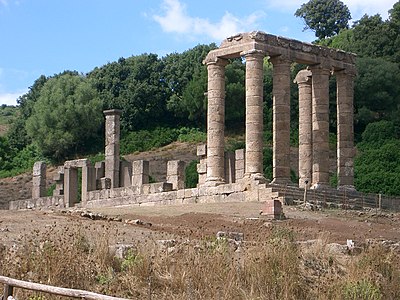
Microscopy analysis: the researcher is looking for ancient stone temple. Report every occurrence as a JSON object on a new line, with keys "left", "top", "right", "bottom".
{"left": 15, "top": 31, "right": 393, "bottom": 215}
{"left": 203, "top": 31, "right": 357, "bottom": 190}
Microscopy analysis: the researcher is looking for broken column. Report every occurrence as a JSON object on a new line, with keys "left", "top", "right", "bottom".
{"left": 32, "top": 161, "right": 46, "bottom": 199}
{"left": 197, "top": 144, "right": 207, "bottom": 186}
{"left": 336, "top": 69, "right": 356, "bottom": 190}
{"left": 295, "top": 69, "right": 313, "bottom": 189}
{"left": 64, "top": 167, "right": 78, "bottom": 208}
{"left": 53, "top": 166, "right": 64, "bottom": 196}
{"left": 235, "top": 149, "right": 245, "bottom": 181}
{"left": 224, "top": 151, "right": 235, "bottom": 184}
{"left": 310, "top": 65, "right": 330, "bottom": 189}
{"left": 244, "top": 50, "right": 265, "bottom": 181}
{"left": 132, "top": 160, "right": 149, "bottom": 187}
{"left": 167, "top": 160, "right": 185, "bottom": 190}
{"left": 120, "top": 160, "right": 132, "bottom": 188}
{"left": 104, "top": 109, "right": 122, "bottom": 188}
{"left": 205, "top": 58, "right": 228, "bottom": 186}
{"left": 81, "top": 164, "right": 96, "bottom": 205}
{"left": 270, "top": 56, "right": 291, "bottom": 184}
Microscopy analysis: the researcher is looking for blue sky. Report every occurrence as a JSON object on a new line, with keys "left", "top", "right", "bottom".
{"left": 0, "top": 0, "right": 397, "bottom": 106}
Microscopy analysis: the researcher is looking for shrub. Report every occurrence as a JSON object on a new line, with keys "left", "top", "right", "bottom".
{"left": 185, "top": 160, "right": 199, "bottom": 188}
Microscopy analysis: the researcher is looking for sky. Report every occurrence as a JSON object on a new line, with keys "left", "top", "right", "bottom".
{"left": 0, "top": 0, "right": 398, "bottom": 106}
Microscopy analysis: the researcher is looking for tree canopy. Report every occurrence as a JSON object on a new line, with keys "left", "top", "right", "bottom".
{"left": 295, "top": 0, "right": 351, "bottom": 39}
{"left": 26, "top": 73, "right": 103, "bottom": 161}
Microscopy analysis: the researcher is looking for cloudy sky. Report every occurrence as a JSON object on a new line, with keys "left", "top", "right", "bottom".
{"left": 0, "top": 0, "right": 397, "bottom": 105}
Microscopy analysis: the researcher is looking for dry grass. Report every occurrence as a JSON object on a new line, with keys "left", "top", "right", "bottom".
{"left": 0, "top": 223, "right": 399, "bottom": 300}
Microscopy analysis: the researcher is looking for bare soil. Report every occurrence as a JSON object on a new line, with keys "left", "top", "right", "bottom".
{"left": 1, "top": 203, "right": 399, "bottom": 250}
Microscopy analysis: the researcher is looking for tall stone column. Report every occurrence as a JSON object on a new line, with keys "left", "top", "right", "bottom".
{"left": 270, "top": 56, "right": 291, "bottom": 184}
{"left": 310, "top": 65, "right": 330, "bottom": 188}
{"left": 294, "top": 69, "right": 313, "bottom": 188}
{"left": 205, "top": 58, "right": 228, "bottom": 186}
{"left": 243, "top": 50, "right": 265, "bottom": 180}
{"left": 336, "top": 69, "right": 356, "bottom": 190}
{"left": 104, "top": 109, "right": 122, "bottom": 188}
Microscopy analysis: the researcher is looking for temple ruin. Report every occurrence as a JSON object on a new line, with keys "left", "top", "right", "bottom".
{"left": 11, "top": 31, "right": 398, "bottom": 213}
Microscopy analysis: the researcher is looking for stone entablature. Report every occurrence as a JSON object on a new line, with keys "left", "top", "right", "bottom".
{"left": 205, "top": 31, "right": 356, "bottom": 72}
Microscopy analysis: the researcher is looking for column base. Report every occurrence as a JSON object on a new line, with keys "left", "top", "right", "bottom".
{"left": 310, "top": 182, "right": 331, "bottom": 190}
{"left": 204, "top": 177, "right": 225, "bottom": 187}
{"left": 271, "top": 178, "right": 291, "bottom": 186}
{"left": 337, "top": 185, "right": 356, "bottom": 192}
{"left": 243, "top": 173, "right": 268, "bottom": 184}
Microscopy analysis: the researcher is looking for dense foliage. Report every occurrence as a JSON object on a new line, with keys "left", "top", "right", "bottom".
{"left": 1, "top": 1, "right": 400, "bottom": 195}
{"left": 295, "top": 0, "right": 351, "bottom": 39}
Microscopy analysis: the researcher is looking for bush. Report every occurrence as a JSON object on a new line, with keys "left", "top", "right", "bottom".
{"left": 185, "top": 160, "right": 199, "bottom": 188}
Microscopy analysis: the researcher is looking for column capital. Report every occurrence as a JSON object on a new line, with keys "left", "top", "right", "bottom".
{"left": 104, "top": 109, "right": 122, "bottom": 116}
{"left": 294, "top": 69, "right": 312, "bottom": 85}
{"left": 241, "top": 49, "right": 265, "bottom": 59}
{"left": 203, "top": 57, "right": 229, "bottom": 67}
{"left": 334, "top": 67, "right": 357, "bottom": 78}
{"left": 268, "top": 55, "right": 291, "bottom": 66}
{"left": 309, "top": 63, "right": 331, "bottom": 75}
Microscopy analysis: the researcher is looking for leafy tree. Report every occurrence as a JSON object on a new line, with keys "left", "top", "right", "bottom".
{"left": 295, "top": 0, "right": 351, "bottom": 39}
{"left": 26, "top": 74, "right": 103, "bottom": 161}
{"left": 354, "top": 57, "right": 400, "bottom": 135}
{"left": 89, "top": 54, "right": 169, "bottom": 131}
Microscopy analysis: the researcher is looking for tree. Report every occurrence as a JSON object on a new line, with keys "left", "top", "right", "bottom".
{"left": 295, "top": 0, "right": 351, "bottom": 39}
{"left": 26, "top": 74, "right": 103, "bottom": 161}
{"left": 89, "top": 54, "right": 169, "bottom": 131}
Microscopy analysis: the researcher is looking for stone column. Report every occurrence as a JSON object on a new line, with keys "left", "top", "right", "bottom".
{"left": 32, "top": 161, "right": 46, "bottom": 199}
{"left": 104, "top": 109, "right": 122, "bottom": 188}
{"left": 167, "top": 160, "right": 185, "bottom": 190}
{"left": 235, "top": 149, "right": 245, "bottom": 181}
{"left": 243, "top": 50, "right": 265, "bottom": 180}
{"left": 205, "top": 58, "right": 228, "bottom": 186}
{"left": 196, "top": 144, "right": 207, "bottom": 186}
{"left": 294, "top": 69, "right": 313, "bottom": 188}
{"left": 132, "top": 160, "right": 149, "bottom": 187}
{"left": 310, "top": 65, "right": 330, "bottom": 188}
{"left": 336, "top": 69, "right": 356, "bottom": 190}
{"left": 64, "top": 167, "right": 78, "bottom": 208}
{"left": 81, "top": 165, "right": 96, "bottom": 206}
{"left": 270, "top": 56, "right": 291, "bottom": 184}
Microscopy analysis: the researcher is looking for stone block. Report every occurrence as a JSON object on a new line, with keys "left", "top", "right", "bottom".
{"left": 261, "top": 200, "right": 283, "bottom": 219}
{"left": 33, "top": 161, "right": 46, "bottom": 177}
{"left": 149, "top": 182, "right": 173, "bottom": 193}
{"left": 99, "top": 177, "right": 111, "bottom": 190}
{"left": 197, "top": 144, "right": 207, "bottom": 156}
{"left": 64, "top": 159, "right": 90, "bottom": 169}
{"left": 197, "top": 162, "right": 207, "bottom": 174}
{"left": 132, "top": 160, "right": 149, "bottom": 175}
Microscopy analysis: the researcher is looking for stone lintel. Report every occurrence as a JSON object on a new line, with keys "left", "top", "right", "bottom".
{"left": 103, "top": 109, "right": 122, "bottom": 116}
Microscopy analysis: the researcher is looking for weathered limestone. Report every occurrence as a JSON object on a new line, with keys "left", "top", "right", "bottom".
{"left": 82, "top": 165, "right": 96, "bottom": 206}
{"left": 310, "top": 65, "right": 331, "bottom": 189}
{"left": 132, "top": 160, "right": 149, "bottom": 187}
{"left": 235, "top": 149, "right": 245, "bottom": 181}
{"left": 32, "top": 161, "right": 46, "bottom": 199}
{"left": 104, "top": 109, "right": 122, "bottom": 188}
{"left": 64, "top": 167, "right": 78, "bottom": 208}
{"left": 120, "top": 160, "right": 132, "bottom": 188}
{"left": 270, "top": 56, "right": 291, "bottom": 184}
{"left": 52, "top": 166, "right": 64, "bottom": 196}
{"left": 167, "top": 160, "right": 185, "bottom": 190}
{"left": 336, "top": 70, "right": 356, "bottom": 190}
{"left": 224, "top": 152, "right": 235, "bottom": 184}
{"left": 295, "top": 69, "right": 313, "bottom": 188}
{"left": 205, "top": 58, "right": 228, "bottom": 186}
{"left": 197, "top": 144, "right": 207, "bottom": 186}
{"left": 244, "top": 50, "right": 265, "bottom": 181}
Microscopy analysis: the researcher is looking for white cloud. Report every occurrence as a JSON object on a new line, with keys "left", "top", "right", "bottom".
{"left": 153, "top": 0, "right": 265, "bottom": 41}
{"left": 264, "top": 0, "right": 397, "bottom": 20}
{"left": 0, "top": 91, "right": 25, "bottom": 106}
